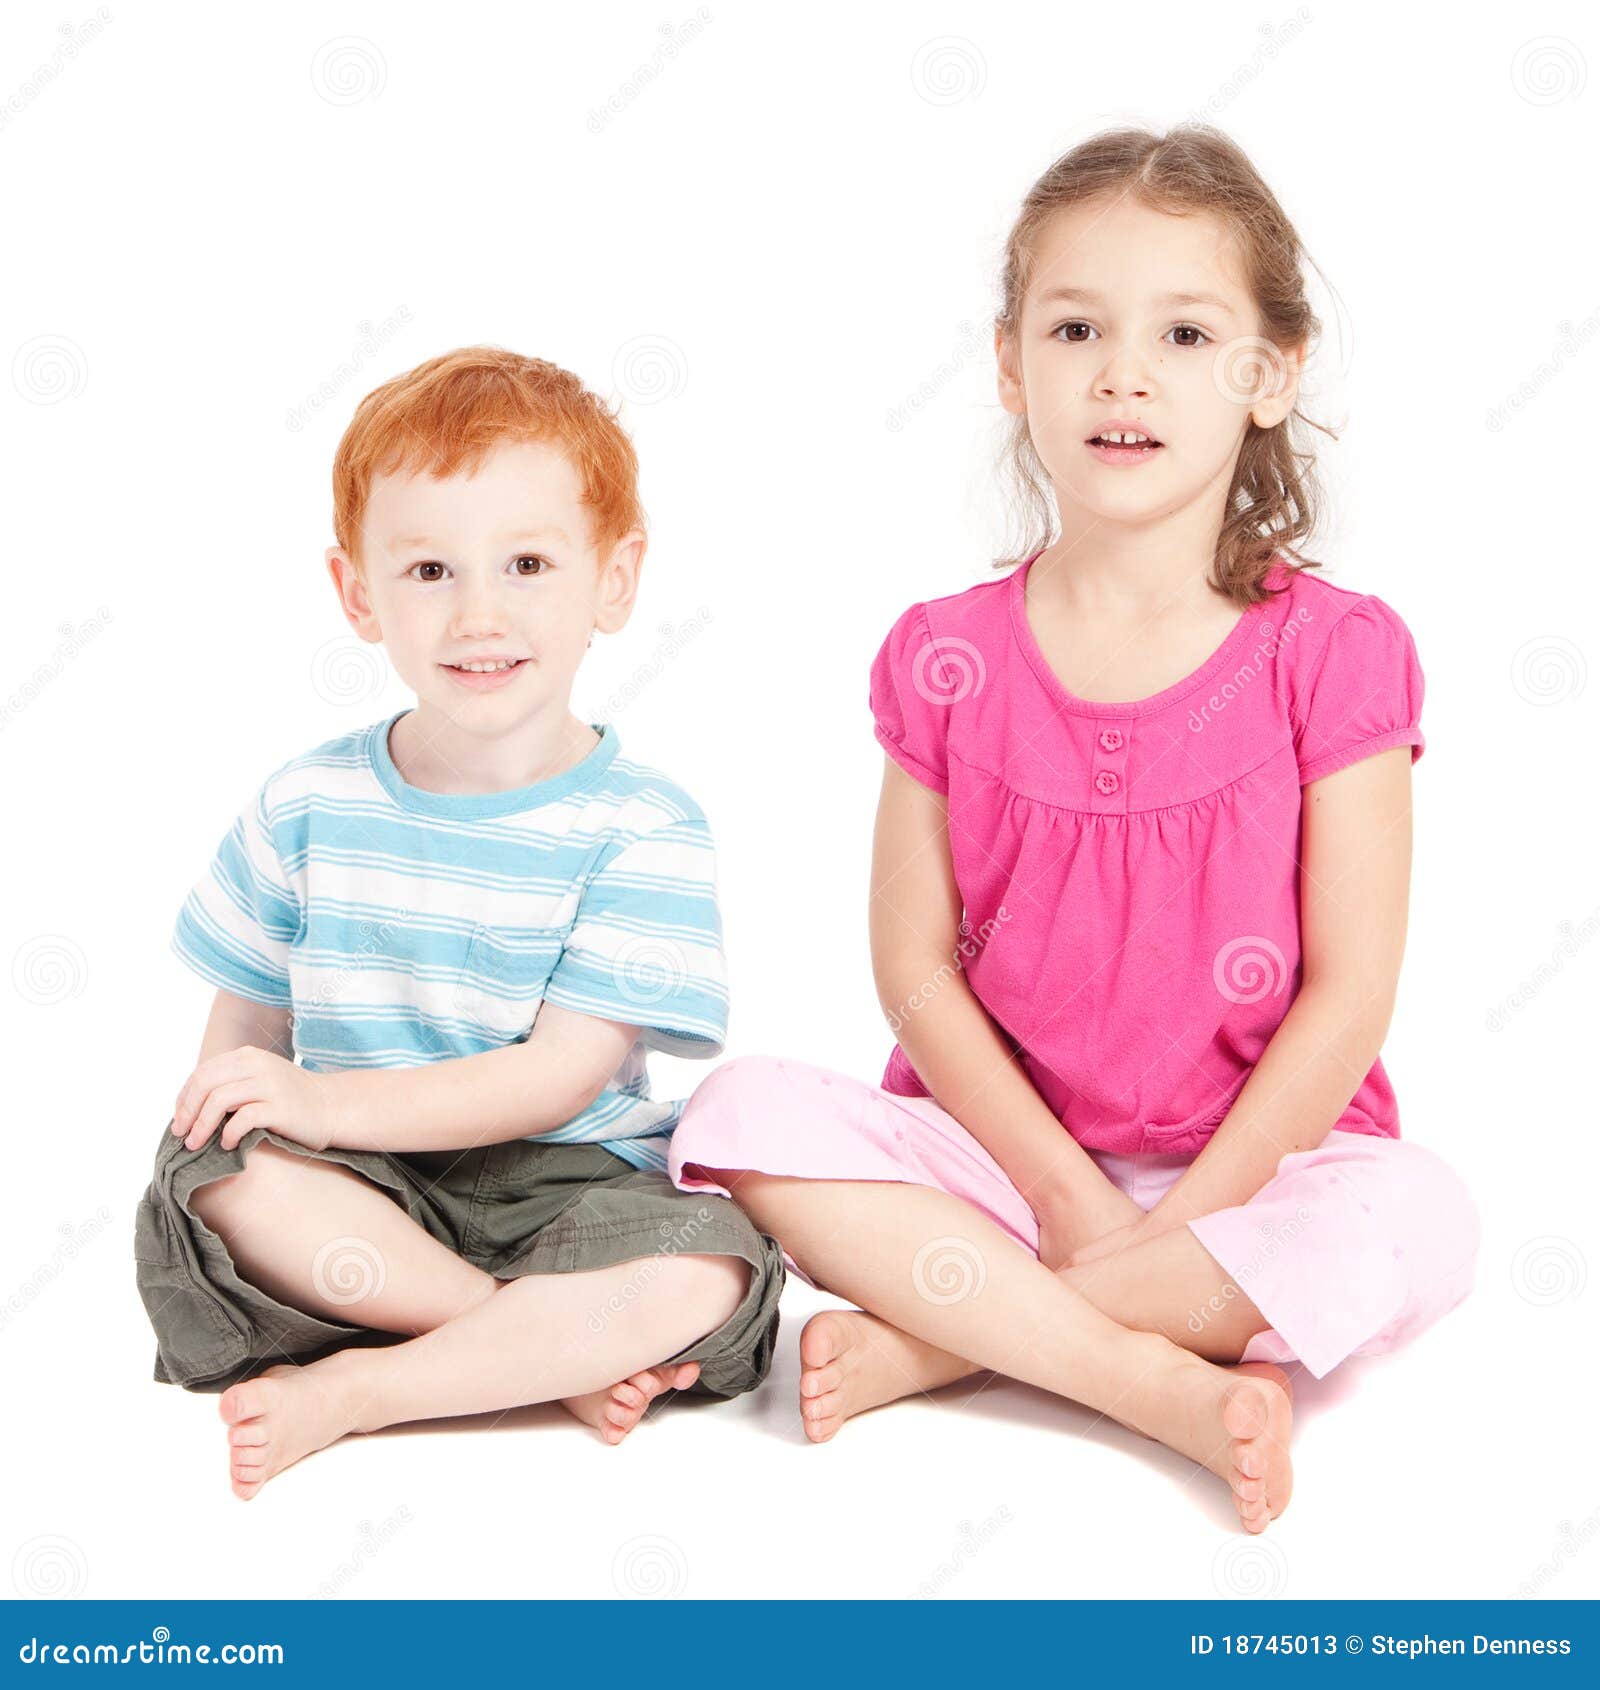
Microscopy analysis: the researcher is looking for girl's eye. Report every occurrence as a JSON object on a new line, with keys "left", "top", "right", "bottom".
{"left": 1053, "top": 320, "right": 1096, "bottom": 343}
{"left": 1167, "top": 323, "right": 1209, "bottom": 348}
{"left": 512, "top": 554, "right": 549, "bottom": 577}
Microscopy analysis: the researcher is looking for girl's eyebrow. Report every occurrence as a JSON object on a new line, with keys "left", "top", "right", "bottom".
{"left": 1038, "top": 285, "right": 1236, "bottom": 315}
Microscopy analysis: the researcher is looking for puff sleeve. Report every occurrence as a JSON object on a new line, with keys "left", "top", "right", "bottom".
{"left": 869, "top": 601, "right": 955, "bottom": 795}
{"left": 1292, "top": 595, "right": 1426, "bottom": 785}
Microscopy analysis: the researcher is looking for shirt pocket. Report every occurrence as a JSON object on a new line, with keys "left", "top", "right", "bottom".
{"left": 458, "top": 923, "right": 546, "bottom": 1041}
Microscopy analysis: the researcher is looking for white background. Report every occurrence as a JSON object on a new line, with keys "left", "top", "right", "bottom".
{"left": 3, "top": 0, "right": 1596, "bottom": 1602}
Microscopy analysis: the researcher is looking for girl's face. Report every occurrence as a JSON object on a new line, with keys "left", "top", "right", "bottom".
{"left": 996, "top": 196, "right": 1302, "bottom": 530}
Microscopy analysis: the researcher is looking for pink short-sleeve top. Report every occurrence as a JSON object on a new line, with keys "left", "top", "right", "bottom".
{"left": 869, "top": 553, "right": 1426, "bottom": 1157}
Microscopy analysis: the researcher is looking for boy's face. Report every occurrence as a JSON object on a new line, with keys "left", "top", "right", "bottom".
{"left": 327, "top": 438, "right": 642, "bottom": 729}
{"left": 995, "top": 196, "right": 1304, "bottom": 530}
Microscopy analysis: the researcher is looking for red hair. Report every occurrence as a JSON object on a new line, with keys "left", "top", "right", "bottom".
{"left": 332, "top": 345, "right": 645, "bottom": 567}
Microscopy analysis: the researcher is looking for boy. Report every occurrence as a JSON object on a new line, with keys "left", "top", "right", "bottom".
{"left": 134, "top": 346, "right": 783, "bottom": 1498}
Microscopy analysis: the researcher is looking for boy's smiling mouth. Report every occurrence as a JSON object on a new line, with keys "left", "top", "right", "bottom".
{"left": 440, "top": 656, "right": 530, "bottom": 690}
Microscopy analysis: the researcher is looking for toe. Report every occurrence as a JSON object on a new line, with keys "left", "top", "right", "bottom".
{"left": 612, "top": 1383, "right": 645, "bottom": 1410}
{"left": 670, "top": 1362, "right": 700, "bottom": 1390}
{"left": 229, "top": 1422, "right": 269, "bottom": 1447}
{"left": 800, "top": 1362, "right": 842, "bottom": 1399}
{"left": 799, "top": 1313, "right": 846, "bottom": 1372}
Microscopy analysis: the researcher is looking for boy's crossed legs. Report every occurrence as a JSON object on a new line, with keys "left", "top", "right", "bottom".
{"left": 144, "top": 1133, "right": 780, "bottom": 1499}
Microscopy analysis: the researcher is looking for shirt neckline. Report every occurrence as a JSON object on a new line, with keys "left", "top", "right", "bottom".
{"left": 368, "top": 709, "right": 620, "bottom": 817}
{"left": 1008, "top": 550, "right": 1285, "bottom": 719}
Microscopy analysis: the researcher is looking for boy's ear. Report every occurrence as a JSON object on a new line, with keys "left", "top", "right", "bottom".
{"left": 326, "top": 545, "right": 382, "bottom": 642}
{"left": 995, "top": 327, "right": 1025, "bottom": 418}
{"left": 592, "top": 530, "right": 647, "bottom": 637}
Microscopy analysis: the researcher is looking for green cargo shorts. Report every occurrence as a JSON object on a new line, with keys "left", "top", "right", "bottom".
{"left": 133, "top": 1119, "right": 784, "bottom": 1399}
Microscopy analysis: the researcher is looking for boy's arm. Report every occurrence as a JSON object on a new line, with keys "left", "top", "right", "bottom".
{"left": 319, "top": 1000, "right": 642, "bottom": 1153}
{"left": 194, "top": 988, "right": 294, "bottom": 1067}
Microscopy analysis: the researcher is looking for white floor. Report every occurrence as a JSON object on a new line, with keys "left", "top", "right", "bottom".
{"left": 10, "top": 1231, "right": 1597, "bottom": 1602}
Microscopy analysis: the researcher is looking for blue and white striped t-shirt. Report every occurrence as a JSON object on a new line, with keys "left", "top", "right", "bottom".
{"left": 171, "top": 709, "right": 728, "bottom": 1172}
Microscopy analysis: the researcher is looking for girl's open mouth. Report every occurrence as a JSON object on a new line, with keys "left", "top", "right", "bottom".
{"left": 1086, "top": 433, "right": 1164, "bottom": 465}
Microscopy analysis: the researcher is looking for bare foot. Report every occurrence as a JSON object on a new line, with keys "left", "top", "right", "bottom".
{"left": 798, "top": 1310, "right": 976, "bottom": 1442}
{"left": 219, "top": 1351, "right": 370, "bottom": 1500}
{"left": 561, "top": 1361, "right": 700, "bottom": 1445}
{"left": 1128, "top": 1342, "right": 1295, "bottom": 1533}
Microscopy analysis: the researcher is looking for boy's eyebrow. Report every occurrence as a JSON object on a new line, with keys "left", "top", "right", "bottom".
{"left": 1037, "top": 285, "right": 1236, "bottom": 315}
{"left": 387, "top": 526, "right": 571, "bottom": 549}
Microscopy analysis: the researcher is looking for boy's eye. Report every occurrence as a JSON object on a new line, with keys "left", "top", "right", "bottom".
{"left": 411, "top": 561, "right": 446, "bottom": 583}
{"left": 513, "top": 554, "right": 549, "bottom": 577}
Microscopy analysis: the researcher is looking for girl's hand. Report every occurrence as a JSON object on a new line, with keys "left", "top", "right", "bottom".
{"left": 170, "top": 1045, "right": 333, "bottom": 1154}
{"left": 1066, "top": 1222, "right": 1146, "bottom": 1268}
{"left": 1033, "top": 1183, "right": 1146, "bottom": 1271}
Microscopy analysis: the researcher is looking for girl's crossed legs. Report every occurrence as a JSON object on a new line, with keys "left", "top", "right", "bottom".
{"left": 669, "top": 1056, "right": 1482, "bottom": 1533}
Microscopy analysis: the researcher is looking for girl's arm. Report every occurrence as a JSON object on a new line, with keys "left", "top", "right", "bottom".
{"left": 870, "top": 757, "right": 1141, "bottom": 1258}
{"left": 1134, "top": 745, "right": 1415, "bottom": 1236}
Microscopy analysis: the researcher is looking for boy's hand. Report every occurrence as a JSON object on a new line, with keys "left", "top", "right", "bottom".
{"left": 170, "top": 1045, "right": 332, "bottom": 1154}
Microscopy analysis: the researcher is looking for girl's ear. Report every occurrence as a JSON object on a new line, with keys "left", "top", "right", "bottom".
{"left": 995, "top": 326, "right": 1026, "bottom": 418}
{"left": 1250, "top": 338, "right": 1306, "bottom": 431}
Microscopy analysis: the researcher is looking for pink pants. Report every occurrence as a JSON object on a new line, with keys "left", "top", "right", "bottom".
{"left": 667, "top": 1055, "right": 1481, "bottom": 1379}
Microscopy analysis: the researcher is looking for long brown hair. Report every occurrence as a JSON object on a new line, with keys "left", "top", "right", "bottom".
{"left": 993, "top": 124, "right": 1336, "bottom": 605}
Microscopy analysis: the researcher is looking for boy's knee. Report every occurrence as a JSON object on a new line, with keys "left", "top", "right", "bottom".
{"left": 187, "top": 1139, "right": 301, "bottom": 1226}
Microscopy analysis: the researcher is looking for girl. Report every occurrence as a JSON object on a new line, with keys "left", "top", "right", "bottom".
{"left": 667, "top": 125, "right": 1480, "bottom": 1534}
